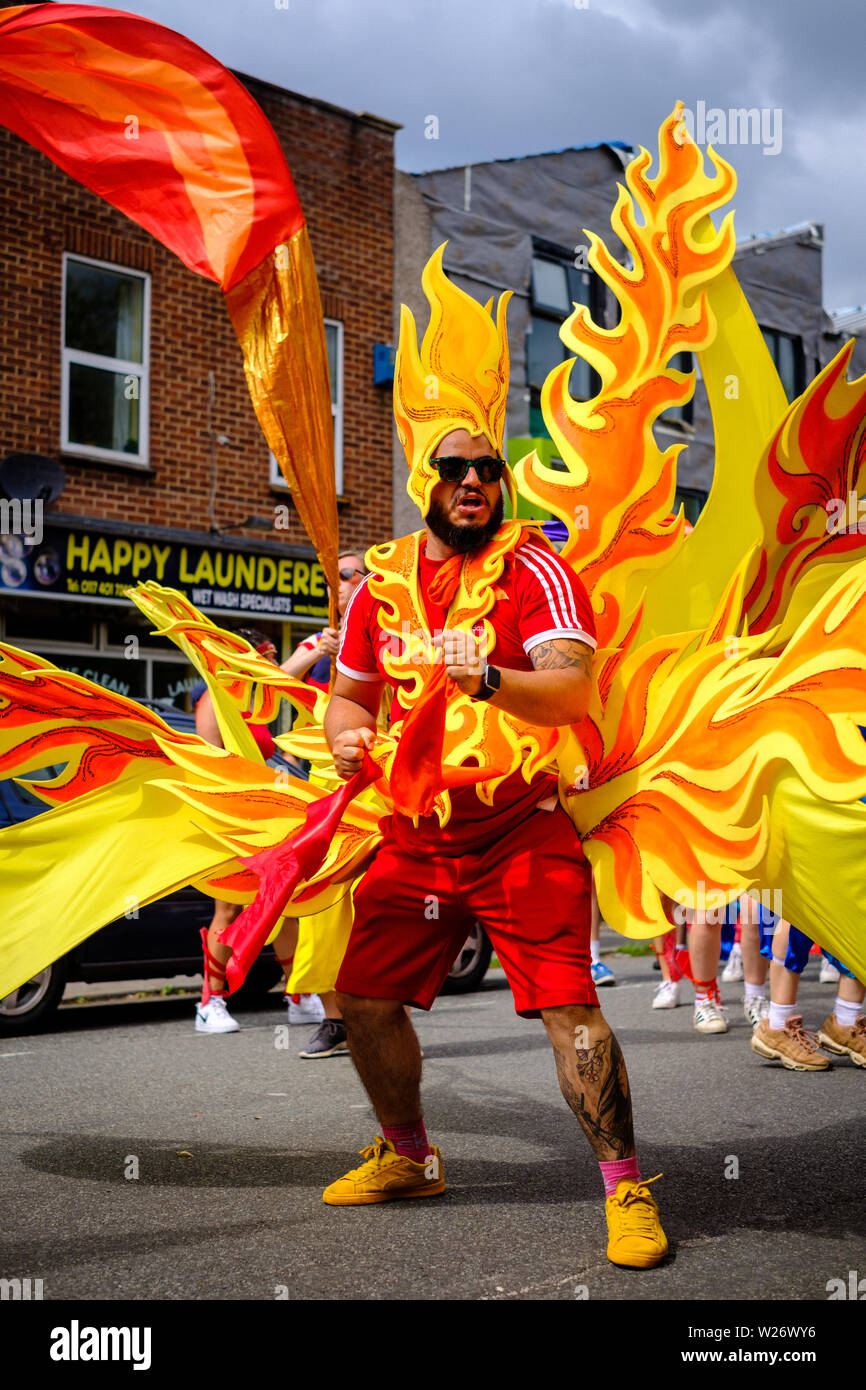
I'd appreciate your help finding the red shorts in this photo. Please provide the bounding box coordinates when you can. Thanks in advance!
[337,805,598,1018]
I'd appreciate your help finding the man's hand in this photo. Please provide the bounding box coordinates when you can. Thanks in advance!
[433,629,488,697]
[317,628,340,657]
[331,725,376,780]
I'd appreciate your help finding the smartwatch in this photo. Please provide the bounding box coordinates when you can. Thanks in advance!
[475,664,502,701]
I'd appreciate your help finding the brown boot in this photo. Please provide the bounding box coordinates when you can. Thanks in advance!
[817,1014,866,1068]
[751,1015,830,1070]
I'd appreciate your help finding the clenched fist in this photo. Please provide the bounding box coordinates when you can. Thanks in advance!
[432,628,488,697]
[331,726,375,780]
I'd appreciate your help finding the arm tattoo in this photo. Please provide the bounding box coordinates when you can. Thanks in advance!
[530,638,594,681]
[552,1032,635,1161]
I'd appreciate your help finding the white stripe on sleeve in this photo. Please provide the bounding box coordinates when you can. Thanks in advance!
[521,543,582,629]
[335,659,381,683]
[516,547,568,627]
[336,575,381,680]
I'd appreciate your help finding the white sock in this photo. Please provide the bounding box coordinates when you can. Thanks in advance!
[769,1001,797,1031]
[834,996,861,1029]
[590,940,600,965]
[744,981,766,1000]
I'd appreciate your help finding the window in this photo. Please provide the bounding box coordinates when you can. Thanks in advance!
[0,612,192,707]
[61,254,150,465]
[760,328,804,402]
[3,607,94,644]
[527,252,601,437]
[271,319,343,493]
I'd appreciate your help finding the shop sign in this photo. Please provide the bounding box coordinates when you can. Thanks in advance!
[0,524,328,619]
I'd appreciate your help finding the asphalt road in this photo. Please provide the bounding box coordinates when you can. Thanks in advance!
[1,951,864,1303]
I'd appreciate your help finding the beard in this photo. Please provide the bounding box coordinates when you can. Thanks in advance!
[424,492,504,554]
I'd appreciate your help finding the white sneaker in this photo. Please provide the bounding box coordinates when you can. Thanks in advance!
[287,994,326,1025]
[819,959,841,984]
[743,994,770,1029]
[721,944,743,982]
[652,979,681,1009]
[693,998,729,1034]
[195,997,240,1033]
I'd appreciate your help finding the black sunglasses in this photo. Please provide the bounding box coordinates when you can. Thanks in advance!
[338,567,364,581]
[430,456,508,484]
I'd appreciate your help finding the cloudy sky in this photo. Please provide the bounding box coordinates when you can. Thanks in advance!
[83,0,865,310]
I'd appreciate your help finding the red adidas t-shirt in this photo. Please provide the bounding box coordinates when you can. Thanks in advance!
[337,537,597,853]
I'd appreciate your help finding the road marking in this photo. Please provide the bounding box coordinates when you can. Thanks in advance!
[0,1050,36,1058]
[266,1092,289,1097]
[481,1268,591,1299]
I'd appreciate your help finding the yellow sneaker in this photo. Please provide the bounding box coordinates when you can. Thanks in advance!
[322,1136,445,1206]
[605,1174,668,1268]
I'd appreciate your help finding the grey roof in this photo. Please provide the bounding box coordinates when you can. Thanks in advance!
[411,141,636,177]
[828,305,866,334]
[734,222,824,257]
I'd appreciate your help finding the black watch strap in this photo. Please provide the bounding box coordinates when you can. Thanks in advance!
[475,664,501,701]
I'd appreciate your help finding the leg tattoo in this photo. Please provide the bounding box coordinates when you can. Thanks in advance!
[553,1032,635,1161]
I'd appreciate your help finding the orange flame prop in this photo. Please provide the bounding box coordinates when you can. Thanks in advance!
[516,105,735,651]
[511,106,866,977]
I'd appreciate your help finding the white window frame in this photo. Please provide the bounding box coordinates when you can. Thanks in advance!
[270,317,343,495]
[61,252,151,467]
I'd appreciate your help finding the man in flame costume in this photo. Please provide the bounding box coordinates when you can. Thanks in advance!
[316,242,677,1266]
[3,6,866,1271]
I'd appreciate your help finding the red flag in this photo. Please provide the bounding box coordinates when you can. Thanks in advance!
[221,754,381,994]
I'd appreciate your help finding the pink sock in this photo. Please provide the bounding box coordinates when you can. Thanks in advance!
[599,1155,641,1196]
[382,1119,431,1165]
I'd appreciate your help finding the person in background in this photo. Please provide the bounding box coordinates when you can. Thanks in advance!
[193,625,323,1034]
[651,930,684,1009]
[287,555,370,1059]
[751,919,866,1070]
[589,882,615,987]
[730,897,772,1029]
[682,907,728,1035]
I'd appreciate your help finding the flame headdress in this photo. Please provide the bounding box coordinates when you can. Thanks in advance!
[2,90,866,999]
[394,243,517,515]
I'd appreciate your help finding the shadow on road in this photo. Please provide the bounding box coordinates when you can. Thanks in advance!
[13,1113,864,1244]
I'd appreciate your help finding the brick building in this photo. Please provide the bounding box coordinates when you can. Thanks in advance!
[0,36,398,707]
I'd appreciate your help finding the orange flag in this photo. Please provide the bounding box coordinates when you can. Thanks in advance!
[0,3,339,594]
